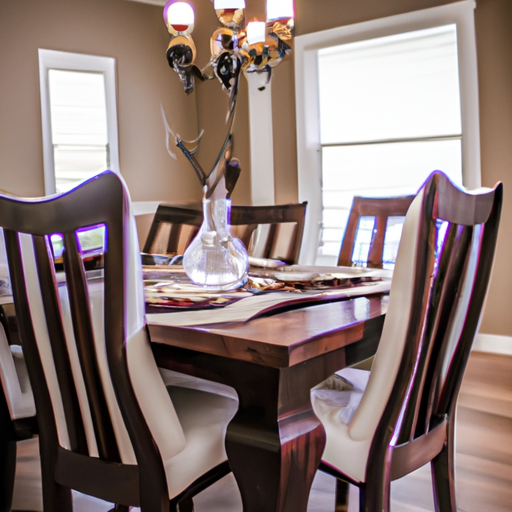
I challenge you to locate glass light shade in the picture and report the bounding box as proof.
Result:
[165,2,194,35]
[214,0,245,8]
[211,28,236,56]
[247,21,266,45]
[267,0,294,21]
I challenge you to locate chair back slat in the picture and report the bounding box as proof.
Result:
[398,223,474,442]
[31,234,90,454]
[338,195,415,268]
[3,228,81,454]
[415,224,474,435]
[142,205,202,255]
[230,203,307,264]
[60,231,121,461]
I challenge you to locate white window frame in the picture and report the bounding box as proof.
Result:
[38,49,120,195]
[294,0,480,264]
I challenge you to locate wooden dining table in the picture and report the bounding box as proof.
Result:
[0,267,389,512]
[148,292,388,512]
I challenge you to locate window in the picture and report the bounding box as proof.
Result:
[39,50,120,195]
[295,1,480,264]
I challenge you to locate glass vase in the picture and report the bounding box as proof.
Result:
[183,195,249,290]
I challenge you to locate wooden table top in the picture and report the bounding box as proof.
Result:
[148,294,389,369]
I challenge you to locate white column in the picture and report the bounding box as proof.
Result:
[246,72,275,206]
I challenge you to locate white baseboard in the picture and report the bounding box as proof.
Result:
[473,333,512,356]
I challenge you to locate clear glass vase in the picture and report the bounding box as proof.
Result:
[183,195,249,290]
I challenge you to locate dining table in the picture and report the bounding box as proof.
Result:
[145,265,390,512]
[0,263,390,512]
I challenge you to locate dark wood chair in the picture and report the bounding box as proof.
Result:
[142,205,202,257]
[337,195,415,268]
[143,202,308,264]
[230,202,307,264]
[312,171,502,512]
[0,171,238,512]
[0,306,38,512]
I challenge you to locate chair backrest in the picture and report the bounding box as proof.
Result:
[230,202,307,264]
[348,172,502,477]
[142,205,202,256]
[143,202,308,264]
[0,171,185,504]
[337,195,415,269]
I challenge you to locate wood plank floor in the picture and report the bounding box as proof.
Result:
[11,351,512,512]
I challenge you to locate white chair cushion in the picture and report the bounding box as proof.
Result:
[311,368,371,482]
[159,368,238,400]
[163,386,238,498]
[0,324,36,420]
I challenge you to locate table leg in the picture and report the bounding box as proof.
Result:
[151,312,384,512]
[225,363,326,512]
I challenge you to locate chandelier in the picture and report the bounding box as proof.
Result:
[164,0,294,99]
[160,0,295,288]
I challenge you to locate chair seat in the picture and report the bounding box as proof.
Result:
[311,368,371,483]
[160,369,238,400]
[0,324,36,420]
[164,386,238,498]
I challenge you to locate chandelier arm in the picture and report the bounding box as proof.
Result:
[160,104,178,160]
[204,74,239,198]
[175,137,207,186]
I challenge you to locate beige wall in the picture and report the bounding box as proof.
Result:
[1,0,511,336]
[473,0,512,335]
[0,0,201,203]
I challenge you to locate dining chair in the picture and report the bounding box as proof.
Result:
[0,227,39,512]
[142,205,202,257]
[0,170,238,512]
[312,171,502,512]
[337,194,415,269]
[0,308,38,512]
[229,202,308,264]
[143,202,308,264]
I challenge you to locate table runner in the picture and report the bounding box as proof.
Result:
[146,278,391,327]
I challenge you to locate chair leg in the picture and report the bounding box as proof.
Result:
[334,478,349,512]
[431,415,457,512]
[39,450,73,512]
[0,386,16,512]
[359,483,366,512]
[168,497,194,512]
[178,498,194,512]
[0,439,16,512]
[360,477,390,512]
[41,479,72,512]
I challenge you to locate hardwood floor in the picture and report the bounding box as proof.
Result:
[11,351,512,512]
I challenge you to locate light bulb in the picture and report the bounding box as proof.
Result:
[267,0,294,21]
[164,1,195,35]
[246,21,266,45]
